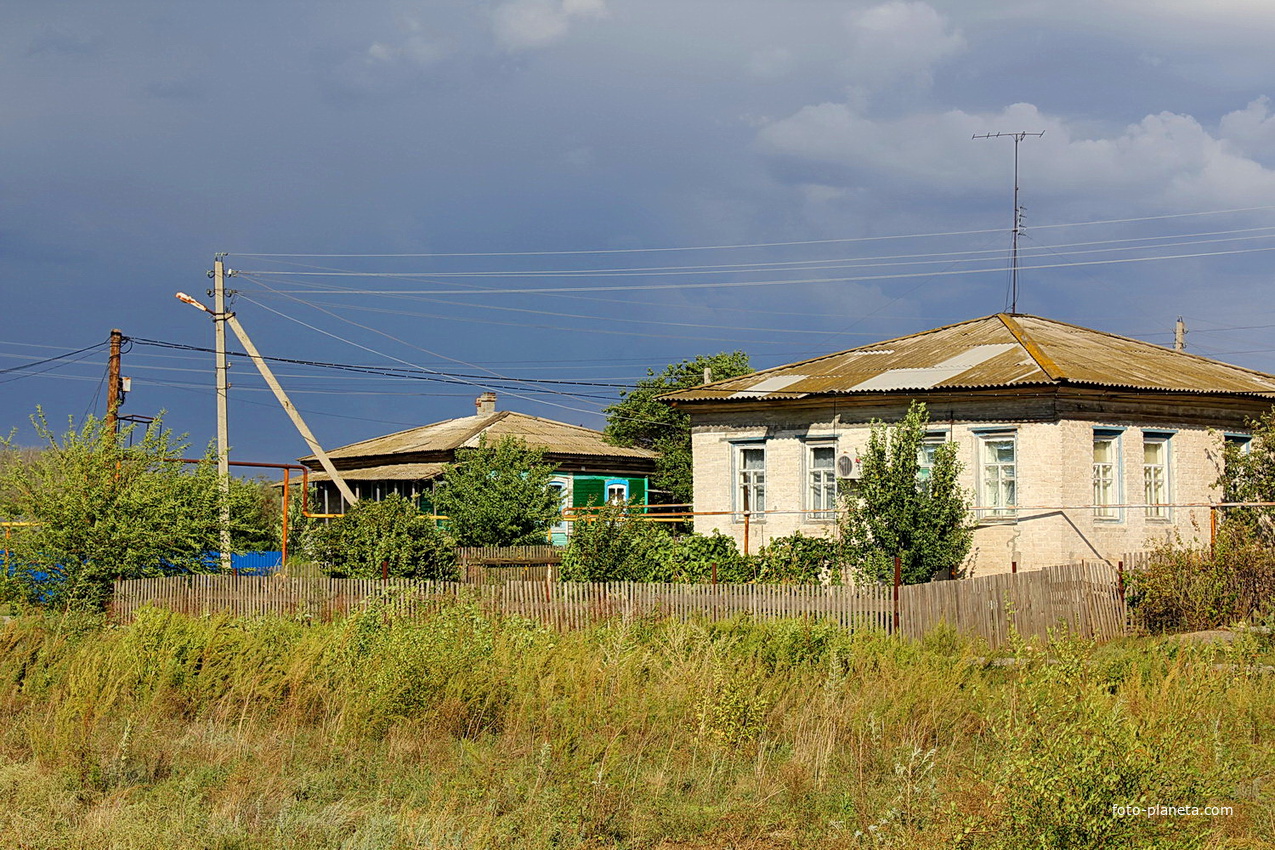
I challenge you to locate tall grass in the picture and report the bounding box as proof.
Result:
[0,603,1271,848]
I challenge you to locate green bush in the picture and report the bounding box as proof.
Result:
[561,511,845,585]
[430,435,560,546]
[0,412,226,610]
[313,494,458,580]
[751,532,842,584]
[559,502,675,582]
[1127,526,1275,633]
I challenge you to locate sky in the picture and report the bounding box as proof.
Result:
[6,0,1275,468]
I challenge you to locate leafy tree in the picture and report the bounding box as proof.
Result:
[313,493,457,580]
[0,412,227,610]
[1220,408,1275,543]
[430,435,560,546]
[604,352,752,504]
[227,476,285,552]
[840,401,973,585]
[560,502,675,582]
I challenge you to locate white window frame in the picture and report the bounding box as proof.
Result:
[806,442,837,521]
[976,429,1017,521]
[549,479,570,536]
[1092,429,1123,522]
[1143,432,1173,520]
[733,441,766,521]
[605,480,629,505]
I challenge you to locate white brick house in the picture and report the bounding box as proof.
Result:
[661,314,1275,575]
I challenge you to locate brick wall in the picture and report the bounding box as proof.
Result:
[690,400,1226,575]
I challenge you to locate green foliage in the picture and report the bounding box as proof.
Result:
[559,502,676,582]
[1221,408,1275,543]
[1126,526,1275,633]
[561,507,842,584]
[977,639,1218,848]
[0,411,229,610]
[226,475,284,552]
[840,401,973,584]
[327,596,503,735]
[602,352,752,504]
[430,435,560,546]
[313,493,457,580]
[752,531,842,584]
[0,609,1266,847]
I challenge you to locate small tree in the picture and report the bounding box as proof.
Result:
[1221,408,1275,544]
[313,493,457,580]
[0,411,226,610]
[840,402,973,584]
[559,502,675,582]
[604,352,752,505]
[430,435,560,546]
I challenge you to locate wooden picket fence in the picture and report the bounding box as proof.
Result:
[456,545,562,584]
[897,561,1125,645]
[110,560,1128,646]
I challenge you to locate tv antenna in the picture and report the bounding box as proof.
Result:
[973,130,1044,314]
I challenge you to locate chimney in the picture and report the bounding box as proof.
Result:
[475,392,497,416]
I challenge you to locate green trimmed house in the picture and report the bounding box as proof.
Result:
[300,393,657,545]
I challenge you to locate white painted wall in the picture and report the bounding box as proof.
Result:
[690,403,1225,575]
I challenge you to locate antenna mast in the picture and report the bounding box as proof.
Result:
[973,130,1044,314]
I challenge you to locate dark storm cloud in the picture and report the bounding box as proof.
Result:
[4,0,1275,459]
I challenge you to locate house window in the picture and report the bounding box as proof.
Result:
[979,432,1016,518]
[605,480,628,504]
[736,444,766,516]
[917,431,948,491]
[1093,430,1121,520]
[549,480,569,536]
[808,445,836,520]
[1143,434,1171,519]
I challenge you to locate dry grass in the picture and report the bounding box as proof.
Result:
[0,604,1271,848]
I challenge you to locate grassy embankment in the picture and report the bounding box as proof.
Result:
[0,600,1272,849]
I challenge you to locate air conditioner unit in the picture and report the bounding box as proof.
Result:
[836,453,863,479]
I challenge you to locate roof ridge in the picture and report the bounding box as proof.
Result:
[498,410,611,435]
[997,313,1065,382]
[1015,314,1275,383]
[456,410,510,446]
[664,314,1003,395]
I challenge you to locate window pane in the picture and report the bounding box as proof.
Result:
[1093,438,1114,464]
[1143,437,1169,518]
[981,435,1017,516]
[742,448,764,470]
[811,446,835,469]
[1144,442,1163,465]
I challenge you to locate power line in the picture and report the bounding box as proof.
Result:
[235,225,1275,281]
[228,203,1275,258]
[236,243,1275,297]
[129,337,632,387]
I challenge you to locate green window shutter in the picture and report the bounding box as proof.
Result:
[573,477,605,508]
[628,477,647,505]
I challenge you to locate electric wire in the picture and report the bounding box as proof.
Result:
[228,203,1275,258]
[234,226,1275,281]
[235,243,1275,296]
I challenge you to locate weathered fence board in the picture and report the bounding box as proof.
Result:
[110,561,1127,646]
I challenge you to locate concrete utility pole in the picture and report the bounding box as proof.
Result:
[212,257,232,571]
[1175,317,1187,352]
[106,328,123,433]
[174,290,359,509]
[222,312,359,508]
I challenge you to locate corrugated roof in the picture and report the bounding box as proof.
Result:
[663,313,1275,403]
[305,463,446,483]
[302,410,657,464]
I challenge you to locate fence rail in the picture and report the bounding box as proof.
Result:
[111,561,1127,646]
